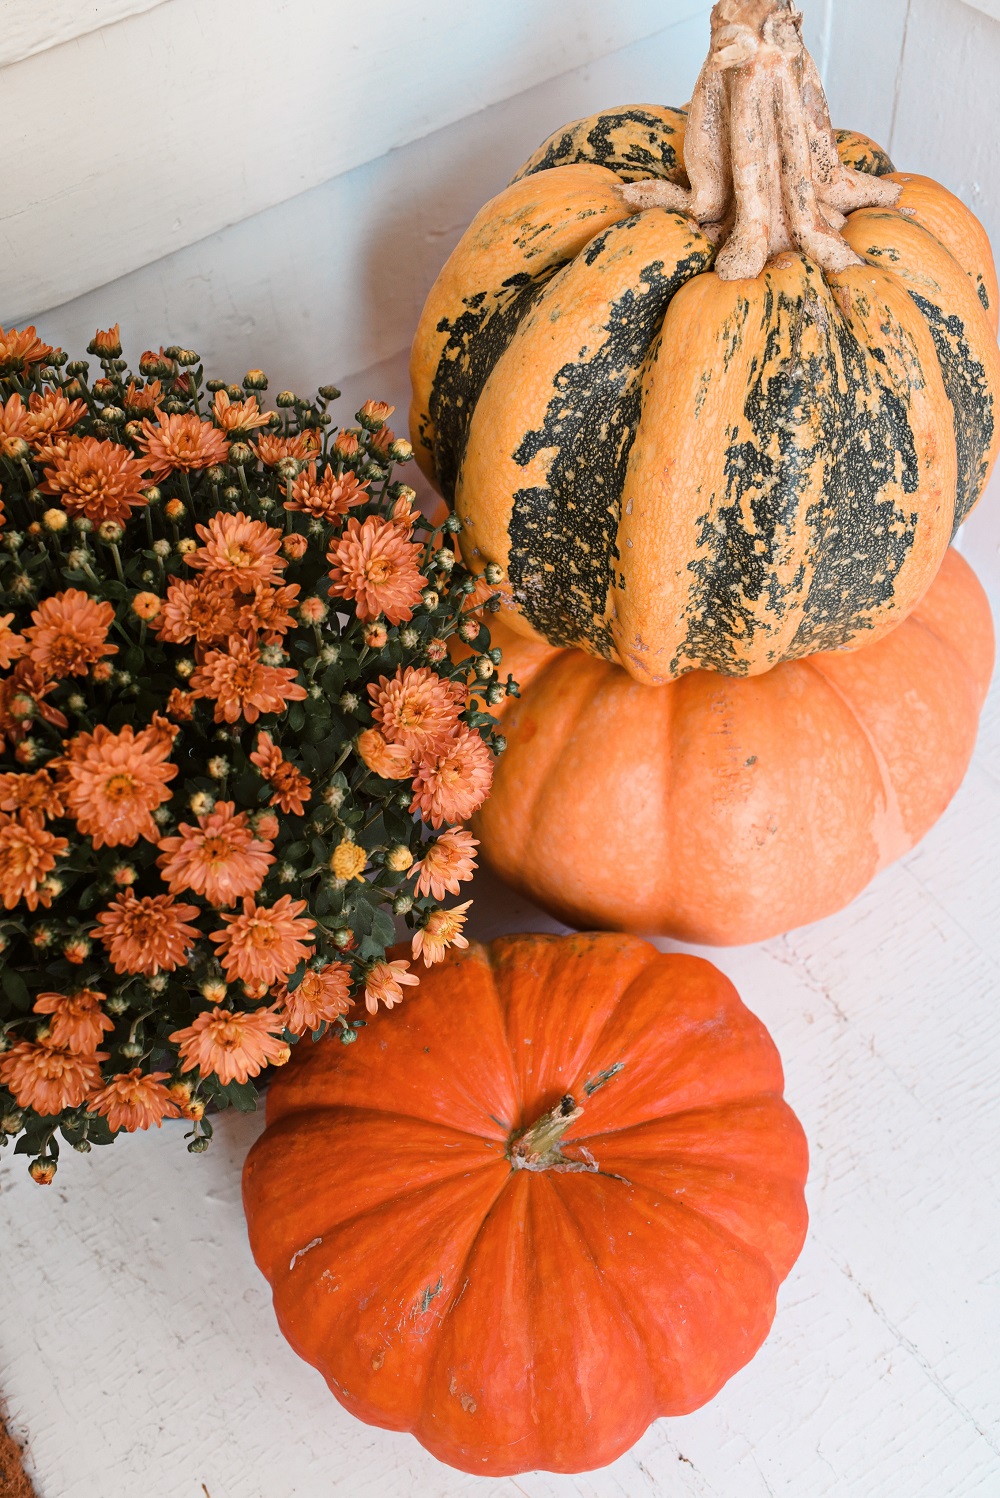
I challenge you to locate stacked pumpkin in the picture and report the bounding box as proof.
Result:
[243,0,997,1477]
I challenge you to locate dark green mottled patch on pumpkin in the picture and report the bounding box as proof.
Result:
[675,270,919,674]
[835,130,896,177]
[427,271,555,505]
[507,225,711,655]
[909,290,995,527]
[511,107,688,186]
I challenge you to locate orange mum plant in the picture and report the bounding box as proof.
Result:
[0,326,511,1182]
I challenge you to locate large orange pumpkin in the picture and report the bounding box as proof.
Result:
[473,549,994,945]
[410,1,1000,684]
[243,933,808,1476]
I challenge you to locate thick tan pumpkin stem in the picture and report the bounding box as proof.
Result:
[508,1095,585,1171]
[620,0,901,279]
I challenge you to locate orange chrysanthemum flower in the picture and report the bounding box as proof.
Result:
[0,393,30,456]
[156,800,275,906]
[363,958,419,1015]
[412,828,479,900]
[0,662,68,752]
[33,989,114,1052]
[61,719,178,847]
[154,577,239,646]
[356,727,414,781]
[0,326,54,375]
[39,437,149,527]
[0,812,68,910]
[23,389,88,449]
[170,1004,290,1086]
[122,378,163,416]
[23,589,117,680]
[0,613,27,671]
[165,687,196,722]
[284,462,369,521]
[87,1069,181,1131]
[327,516,425,624]
[210,389,270,433]
[0,768,65,820]
[369,665,465,755]
[358,399,395,428]
[190,635,306,725]
[94,889,201,975]
[90,324,122,357]
[139,407,230,480]
[235,582,300,643]
[186,511,286,590]
[210,894,316,987]
[273,962,353,1035]
[249,731,312,815]
[0,1038,106,1114]
[254,428,321,467]
[412,901,472,966]
[410,726,494,828]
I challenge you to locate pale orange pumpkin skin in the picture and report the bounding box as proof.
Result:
[243,933,808,1476]
[474,549,994,945]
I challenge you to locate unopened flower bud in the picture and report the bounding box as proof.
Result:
[189,791,215,816]
[421,589,439,610]
[484,562,504,586]
[201,979,228,1003]
[164,498,185,521]
[88,326,122,358]
[228,441,253,467]
[386,845,414,873]
[98,521,124,543]
[399,627,419,649]
[29,1159,57,1185]
[357,399,394,432]
[243,369,268,390]
[105,994,129,1016]
[120,1040,143,1059]
[207,756,229,779]
[389,439,413,463]
[187,1137,211,1154]
[176,538,197,556]
[131,591,161,621]
[393,893,414,915]
[99,406,125,424]
[73,1139,92,1154]
[176,658,195,679]
[339,691,359,713]
[494,734,508,753]
[364,622,388,649]
[474,655,495,680]
[332,927,355,950]
[43,508,68,532]
[457,618,479,644]
[206,465,227,484]
[323,785,345,811]
[318,384,341,401]
[276,390,297,408]
[282,533,308,560]
[148,974,168,993]
[1,1110,24,1134]
[486,682,505,706]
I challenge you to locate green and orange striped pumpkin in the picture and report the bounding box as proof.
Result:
[410,109,1000,684]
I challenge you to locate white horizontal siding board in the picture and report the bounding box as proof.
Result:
[0,0,711,321]
[17,11,715,391]
[0,0,172,67]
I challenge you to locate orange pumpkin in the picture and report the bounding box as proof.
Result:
[243,933,808,1476]
[473,549,994,945]
[410,2,1000,684]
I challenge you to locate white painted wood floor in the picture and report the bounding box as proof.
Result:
[1,363,998,1497]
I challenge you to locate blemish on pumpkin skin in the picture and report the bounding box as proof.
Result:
[449,1375,478,1415]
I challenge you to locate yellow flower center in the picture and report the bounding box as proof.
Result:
[103,772,136,802]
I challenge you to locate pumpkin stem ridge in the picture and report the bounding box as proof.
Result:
[619,0,901,280]
[508,1094,590,1173]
